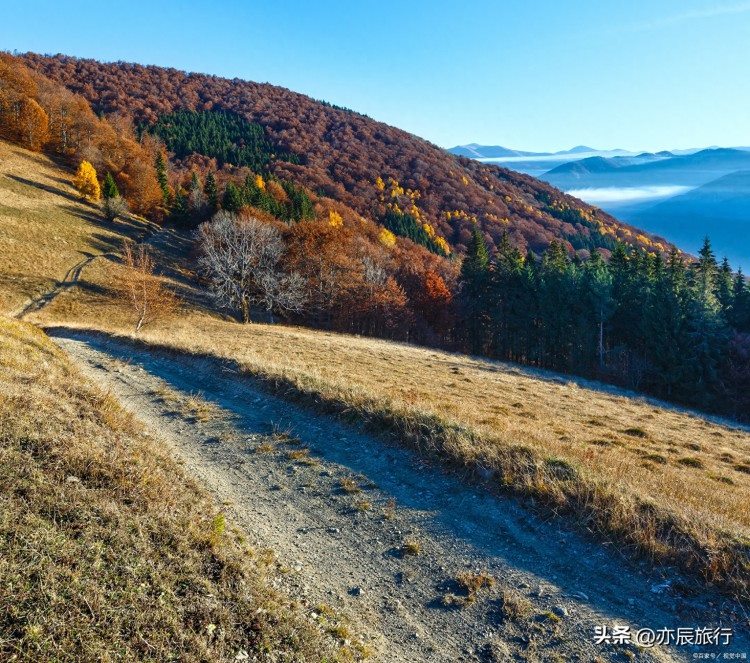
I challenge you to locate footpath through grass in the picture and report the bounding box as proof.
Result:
[0,317,362,662]
[38,311,750,603]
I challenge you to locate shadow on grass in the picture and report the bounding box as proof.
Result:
[7,173,84,205]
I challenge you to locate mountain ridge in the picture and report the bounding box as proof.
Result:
[448,144,603,159]
[543,147,750,189]
[625,169,750,270]
[17,52,670,257]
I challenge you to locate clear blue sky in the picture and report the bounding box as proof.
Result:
[2,0,748,152]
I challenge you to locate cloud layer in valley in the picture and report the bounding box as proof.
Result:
[567,185,691,205]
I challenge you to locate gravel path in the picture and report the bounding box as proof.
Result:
[50,328,749,662]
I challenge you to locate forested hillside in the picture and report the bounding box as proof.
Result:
[2,51,749,417]
[20,52,669,257]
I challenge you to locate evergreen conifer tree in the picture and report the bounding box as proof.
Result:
[731,271,750,332]
[155,152,171,205]
[716,257,734,318]
[460,226,491,354]
[102,172,119,200]
[222,181,244,213]
[204,171,218,212]
[695,237,719,310]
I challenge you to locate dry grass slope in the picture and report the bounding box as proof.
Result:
[1,135,748,597]
[0,317,361,662]
[36,306,750,598]
[0,140,152,316]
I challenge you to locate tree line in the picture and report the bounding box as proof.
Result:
[458,228,750,416]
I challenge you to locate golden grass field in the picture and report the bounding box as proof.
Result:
[2,138,749,596]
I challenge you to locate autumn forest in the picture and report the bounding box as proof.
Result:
[1,51,749,417]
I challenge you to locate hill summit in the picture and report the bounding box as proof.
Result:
[20,52,669,258]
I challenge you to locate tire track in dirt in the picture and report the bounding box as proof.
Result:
[13,252,103,318]
[13,220,163,320]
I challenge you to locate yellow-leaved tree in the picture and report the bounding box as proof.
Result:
[378,227,396,247]
[73,160,101,202]
[328,210,343,227]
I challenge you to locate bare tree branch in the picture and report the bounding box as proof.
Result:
[120,242,180,332]
[197,210,306,323]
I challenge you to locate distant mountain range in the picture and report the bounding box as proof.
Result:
[543,148,750,190]
[450,143,750,270]
[449,144,601,159]
[447,145,685,178]
[627,170,750,271]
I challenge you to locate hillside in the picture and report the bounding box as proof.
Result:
[0,140,153,315]
[0,153,742,594]
[1,132,748,659]
[2,51,747,413]
[25,224,750,605]
[2,141,747,596]
[0,139,369,662]
[18,52,671,257]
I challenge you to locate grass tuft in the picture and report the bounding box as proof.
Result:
[499,590,533,622]
[401,538,422,556]
[622,427,648,438]
[455,570,495,601]
[677,456,705,469]
[339,478,361,494]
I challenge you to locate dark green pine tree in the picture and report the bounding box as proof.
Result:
[716,257,734,319]
[538,242,577,369]
[282,181,315,221]
[679,239,729,407]
[222,181,244,213]
[488,233,526,361]
[460,225,491,354]
[609,243,652,361]
[581,248,613,371]
[155,152,171,205]
[204,171,218,212]
[730,271,750,332]
[695,237,719,310]
[170,188,189,224]
[643,252,689,398]
[462,225,490,279]
[102,172,119,200]
[520,252,541,364]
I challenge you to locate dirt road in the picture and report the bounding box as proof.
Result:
[50,328,749,662]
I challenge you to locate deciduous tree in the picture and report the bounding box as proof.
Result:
[73,160,101,201]
[120,242,179,332]
[198,210,306,323]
